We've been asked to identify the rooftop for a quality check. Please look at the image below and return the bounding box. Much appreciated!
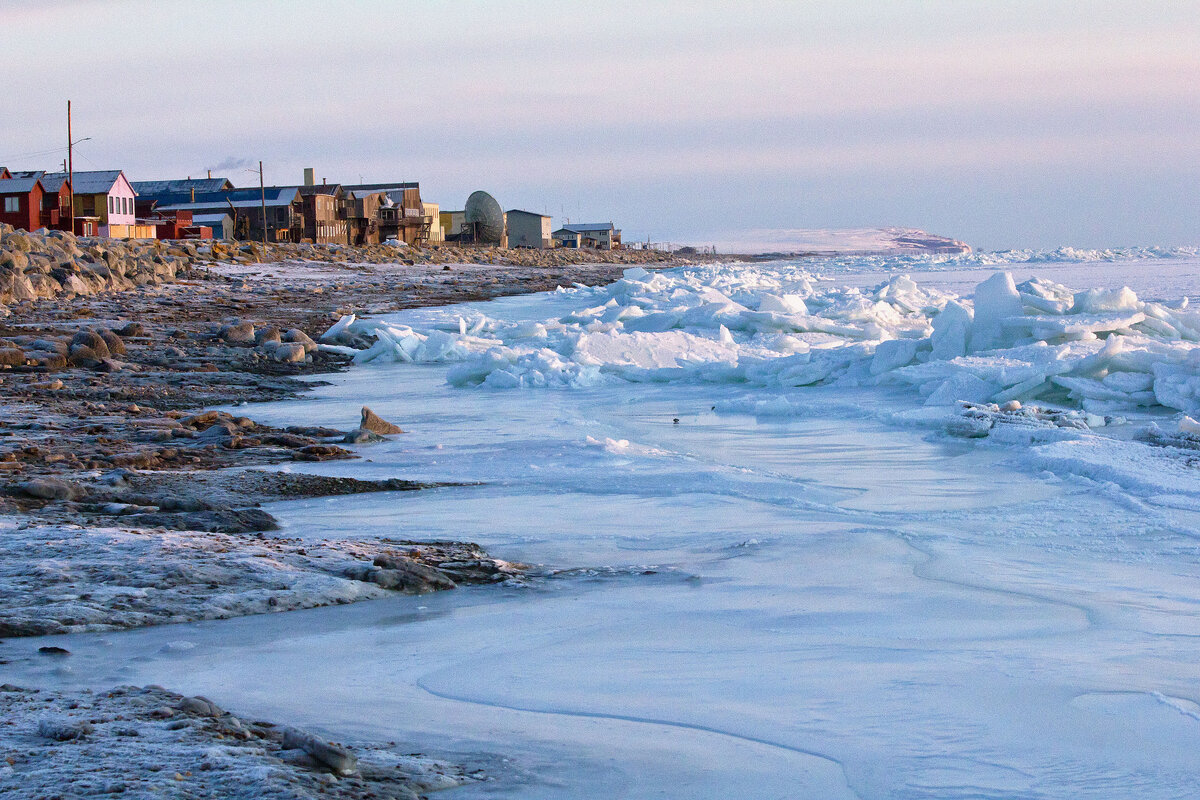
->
[37,170,128,195]
[562,222,616,233]
[0,177,41,194]
[131,178,233,195]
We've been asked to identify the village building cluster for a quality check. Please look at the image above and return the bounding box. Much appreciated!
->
[0,165,623,250]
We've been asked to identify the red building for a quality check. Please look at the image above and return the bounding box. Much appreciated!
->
[32,173,72,231]
[0,176,46,232]
[0,172,73,233]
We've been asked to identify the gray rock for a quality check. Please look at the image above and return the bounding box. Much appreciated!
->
[178,696,223,717]
[68,343,101,366]
[371,554,457,592]
[116,321,145,337]
[96,328,126,356]
[272,342,307,363]
[280,727,358,775]
[37,716,94,741]
[17,477,85,501]
[254,326,281,346]
[71,329,111,358]
[342,427,385,444]
[218,321,256,345]
[360,407,405,435]
[121,508,280,533]
[281,328,317,353]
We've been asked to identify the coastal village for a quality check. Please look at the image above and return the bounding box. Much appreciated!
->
[0,164,624,251]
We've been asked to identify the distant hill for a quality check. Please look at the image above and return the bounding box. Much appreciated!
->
[713,227,972,256]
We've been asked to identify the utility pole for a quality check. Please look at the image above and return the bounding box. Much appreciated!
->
[259,160,267,247]
[67,100,74,233]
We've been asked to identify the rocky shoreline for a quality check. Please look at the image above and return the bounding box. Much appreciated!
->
[0,684,485,799]
[0,229,696,795]
[0,223,688,310]
[0,227,698,629]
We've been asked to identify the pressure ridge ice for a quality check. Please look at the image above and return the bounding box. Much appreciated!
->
[320,262,1200,421]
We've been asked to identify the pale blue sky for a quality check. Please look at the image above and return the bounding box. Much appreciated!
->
[3,0,1197,250]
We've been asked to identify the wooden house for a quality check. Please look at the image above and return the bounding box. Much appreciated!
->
[342,182,428,245]
[2,172,74,232]
[552,228,582,249]
[0,176,45,232]
[561,222,621,250]
[298,184,348,244]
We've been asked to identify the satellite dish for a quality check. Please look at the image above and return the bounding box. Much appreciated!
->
[464,190,504,244]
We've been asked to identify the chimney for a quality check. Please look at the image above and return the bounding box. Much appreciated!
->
[322,177,327,185]
[303,167,315,187]
[207,169,212,179]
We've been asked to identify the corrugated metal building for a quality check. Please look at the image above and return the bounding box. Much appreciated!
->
[506,209,552,249]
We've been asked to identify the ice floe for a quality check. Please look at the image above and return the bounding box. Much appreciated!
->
[322,262,1200,425]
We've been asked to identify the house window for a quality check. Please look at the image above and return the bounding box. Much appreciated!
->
[3,197,18,213]
[109,196,114,213]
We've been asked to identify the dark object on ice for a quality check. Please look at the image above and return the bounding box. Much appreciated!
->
[360,406,405,435]
[121,508,280,533]
[38,646,70,656]
[673,418,679,424]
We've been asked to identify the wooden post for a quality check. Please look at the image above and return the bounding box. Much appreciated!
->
[259,160,267,247]
[67,100,74,234]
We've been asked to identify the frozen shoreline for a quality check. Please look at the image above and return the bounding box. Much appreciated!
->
[8,249,1200,797]
[0,684,485,799]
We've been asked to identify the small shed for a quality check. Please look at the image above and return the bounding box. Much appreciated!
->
[192,213,234,240]
[506,209,552,249]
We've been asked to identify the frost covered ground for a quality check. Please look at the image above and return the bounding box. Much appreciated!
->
[7,249,1200,798]
[0,684,482,799]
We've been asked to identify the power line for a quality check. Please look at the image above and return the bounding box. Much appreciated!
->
[0,144,75,162]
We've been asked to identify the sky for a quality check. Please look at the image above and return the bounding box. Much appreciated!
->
[2,0,1197,251]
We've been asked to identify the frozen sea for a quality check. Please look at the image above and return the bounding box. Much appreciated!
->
[8,249,1200,798]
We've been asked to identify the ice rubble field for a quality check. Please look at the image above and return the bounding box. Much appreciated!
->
[321,247,1200,423]
[12,250,1200,799]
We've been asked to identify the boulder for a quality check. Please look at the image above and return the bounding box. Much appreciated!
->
[218,321,256,345]
[280,728,358,775]
[360,406,405,435]
[281,328,317,353]
[342,428,385,444]
[17,477,85,501]
[272,342,306,362]
[96,328,126,355]
[68,343,100,367]
[254,326,281,346]
[71,329,111,359]
[0,347,24,366]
